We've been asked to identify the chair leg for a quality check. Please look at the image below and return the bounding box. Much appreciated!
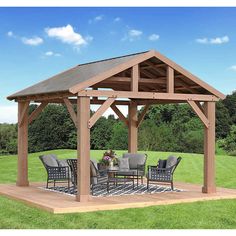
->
[53,180,56,189]
[147,179,149,190]
[46,179,49,188]
[171,181,174,191]
[141,176,143,184]
[107,182,109,193]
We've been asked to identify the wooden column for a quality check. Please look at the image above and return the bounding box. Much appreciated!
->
[76,96,91,202]
[202,101,216,194]
[167,66,174,93]
[17,101,29,186]
[131,64,139,92]
[128,101,138,153]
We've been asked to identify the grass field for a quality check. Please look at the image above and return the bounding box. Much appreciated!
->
[0,149,236,229]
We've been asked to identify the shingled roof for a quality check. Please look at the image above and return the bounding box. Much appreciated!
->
[7,50,225,100]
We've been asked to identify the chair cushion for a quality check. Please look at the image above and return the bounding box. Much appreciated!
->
[40,154,58,167]
[91,159,98,170]
[90,161,97,177]
[158,159,167,169]
[118,158,130,169]
[123,153,146,169]
[57,159,69,167]
[166,156,178,168]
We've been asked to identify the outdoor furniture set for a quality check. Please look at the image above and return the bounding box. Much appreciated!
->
[39,153,181,194]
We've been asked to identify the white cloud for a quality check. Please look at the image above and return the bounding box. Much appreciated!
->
[7,31,14,37]
[45,24,88,48]
[22,36,43,46]
[196,35,229,45]
[148,34,160,41]
[89,15,104,24]
[44,51,61,57]
[114,17,121,22]
[129,29,142,37]
[0,105,17,124]
[229,65,236,71]
[122,29,143,42]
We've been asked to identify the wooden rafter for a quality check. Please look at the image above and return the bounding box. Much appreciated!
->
[111,104,129,126]
[188,100,209,128]
[18,101,30,127]
[69,50,156,93]
[28,102,48,124]
[137,104,150,128]
[88,97,116,128]
[153,51,225,99]
[144,60,166,76]
[64,98,77,127]
[78,90,219,102]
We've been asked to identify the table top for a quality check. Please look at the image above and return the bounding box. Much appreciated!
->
[107,167,135,174]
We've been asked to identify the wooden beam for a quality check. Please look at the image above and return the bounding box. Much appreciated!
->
[128,101,138,153]
[144,60,166,76]
[88,97,116,128]
[18,101,29,127]
[78,90,219,102]
[131,64,139,92]
[76,96,91,202]
[111,104,129,126]
[202,102,216,194]
[64,98,77,128]
[28,102,48,124]
[188,100,209,128]
[137,104,150,128]
[69,50,156,93]
[167,66,174,93]
[17,101,29,187]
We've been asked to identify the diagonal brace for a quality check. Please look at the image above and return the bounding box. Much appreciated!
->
[64,98,77,128]
[111,104,129,127]
[88,97,116,128]
[188,100,209,128]
[28,102,48,124]
[137,104,150,128]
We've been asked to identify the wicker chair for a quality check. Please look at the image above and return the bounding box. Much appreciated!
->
[67,159,77,189]
[90,160,109,194]
[39,154,70,189]
[147,156,182,190]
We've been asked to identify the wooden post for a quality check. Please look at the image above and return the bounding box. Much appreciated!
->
[167,66,174,93]
[17,101,29,186]
[76,96,91,202]
[128,101,138,153]
[202,101,216,194]
[131,64,139,92]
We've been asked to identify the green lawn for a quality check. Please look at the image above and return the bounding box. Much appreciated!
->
[0,149,236,229]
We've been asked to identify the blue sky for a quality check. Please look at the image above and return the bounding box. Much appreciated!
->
[0,7,236,123]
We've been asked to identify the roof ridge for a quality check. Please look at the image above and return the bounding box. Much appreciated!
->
[77,50,149,67]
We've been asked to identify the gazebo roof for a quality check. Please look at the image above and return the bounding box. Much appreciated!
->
[7,50,225,101]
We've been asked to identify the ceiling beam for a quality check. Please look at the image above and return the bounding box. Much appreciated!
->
[78,90,219,102]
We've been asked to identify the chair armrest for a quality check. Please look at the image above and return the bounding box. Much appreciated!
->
[98,169,108,176]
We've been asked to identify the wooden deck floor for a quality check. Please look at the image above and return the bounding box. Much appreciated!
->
[0,182,236,214]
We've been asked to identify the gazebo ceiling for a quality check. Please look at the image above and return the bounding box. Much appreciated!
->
[7,50,225,101]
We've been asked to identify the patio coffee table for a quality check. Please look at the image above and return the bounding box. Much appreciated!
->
[107,167,135,192]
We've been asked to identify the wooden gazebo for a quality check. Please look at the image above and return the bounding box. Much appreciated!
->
[7,50,225,202]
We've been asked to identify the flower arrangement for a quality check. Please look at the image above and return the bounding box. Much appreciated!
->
[101,149,118,166]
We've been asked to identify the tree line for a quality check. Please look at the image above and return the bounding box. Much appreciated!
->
[0,91,236,155]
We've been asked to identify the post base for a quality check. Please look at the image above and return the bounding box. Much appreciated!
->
[202,186,216,194]
[76,194,91,202]
[16,181,29,187]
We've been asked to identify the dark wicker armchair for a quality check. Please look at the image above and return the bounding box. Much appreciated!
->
[39,154,70,189]
[147,156,182,190]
